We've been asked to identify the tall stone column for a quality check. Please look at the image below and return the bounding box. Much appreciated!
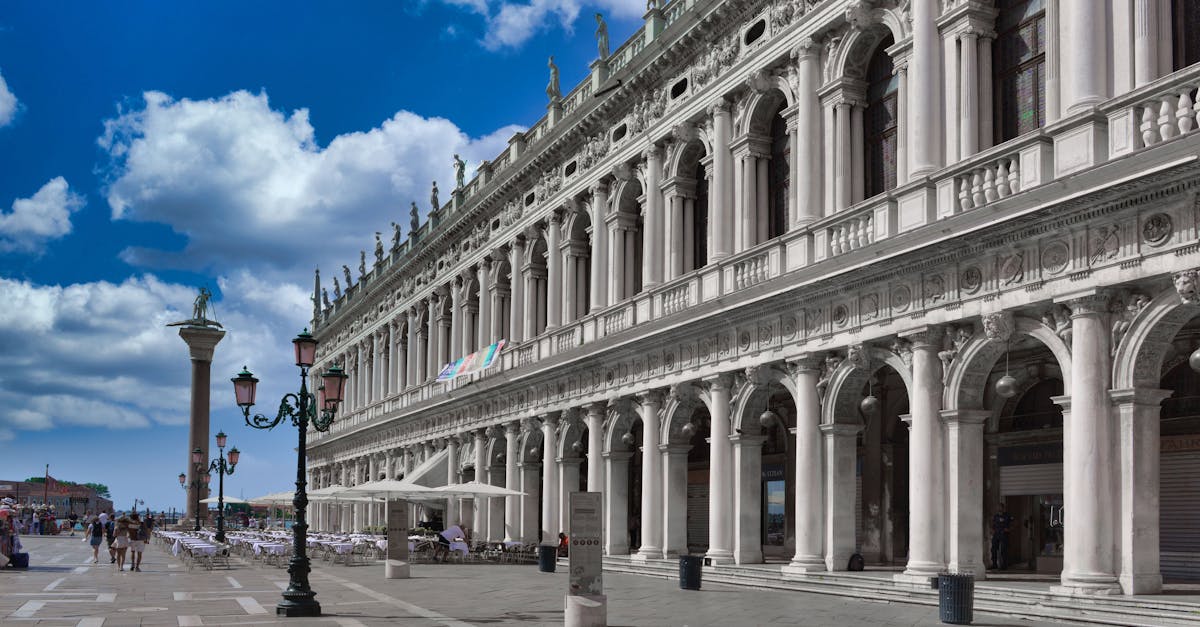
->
[636,391,663,560]
[541,413,560,544]
[608,221,626,304]
[478,259,493,350]
[487,463,505,542]
[794,40,821,226]
[445,435,460,527]
[705,373,734,563]
[503,421,520,543]
[509,239,526,343]
[589,183,609,311]
[473,429,488,541]
[943,409,989,577]
[604,451,632,555]
[406,310,418,387]
[1061,0,1109,114]
[563,252,578,323]
[585,403,606,499]
[1133,0,1161,87]
[1055,293,1121,594]
[709,99,733,260]
[661,444,689,558]
[1112,387,1172,594]
[908,0,941,176]
[559,458,581,535]
[899,328,948,581]
[178,325,224,526]
[546,213,562,330]
[519,460,541,544]
[642,146,663,287]
[959,30,980,158]
[823,423,860,570]
[449,280,462,360]
[784,355,825,573]
[733,432,767,564]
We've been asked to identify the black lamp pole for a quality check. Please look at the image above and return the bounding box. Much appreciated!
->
[179,462,210,532]
[204,432,239,543]
[232,329,346,618]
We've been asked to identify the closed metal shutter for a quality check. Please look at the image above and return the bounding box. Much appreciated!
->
[999,463,1063,496]
[855,473,863,551]
[686,482,709,552]
[1161,451,1200,581]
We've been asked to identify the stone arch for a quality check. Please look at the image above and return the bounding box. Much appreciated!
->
[825,10,907,84]
[458,436,475,472]
[821,345,913,426]
[1113,283,1200,389]
[943,315,1075,411]
[484,431,506,467]
[738,85,792,137]
[731,365,798,433]
[660,391,701,445]
[558,415,587,460]
[603,403,639,454]
[667,137,708,180]
[517,426,543,466]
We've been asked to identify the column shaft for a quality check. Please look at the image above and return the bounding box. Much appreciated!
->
[589,185,609,311]
[788,360,825,571]
[541,415,560,544]
[909,0,941,176]
[706,375,734,562]
[546,218,562,329]
[637,393,663,558]
[504,424,519,543]
[901,329,947,578]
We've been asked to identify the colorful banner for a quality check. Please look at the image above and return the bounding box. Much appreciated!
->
[436,340,505,381]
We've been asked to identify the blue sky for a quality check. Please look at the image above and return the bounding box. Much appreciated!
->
[0,0,645,514]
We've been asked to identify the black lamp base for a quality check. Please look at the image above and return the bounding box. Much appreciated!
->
[276,600,321,617]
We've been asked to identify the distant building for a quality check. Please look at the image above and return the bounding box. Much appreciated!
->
[0,479,114,516]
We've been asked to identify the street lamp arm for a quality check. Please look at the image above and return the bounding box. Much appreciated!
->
[242,393,303,430]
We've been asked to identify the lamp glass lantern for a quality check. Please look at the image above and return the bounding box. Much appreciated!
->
[227,447,240,466]
[215,431,228,449]
[191,448,203,464]
[232,367,259,408]
[320,364,347,407]
[293,328,317,368]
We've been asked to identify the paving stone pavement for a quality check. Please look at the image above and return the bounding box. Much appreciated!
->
[1,535,1060,626]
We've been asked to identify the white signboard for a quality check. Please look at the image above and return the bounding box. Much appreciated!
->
[568,491,603,596]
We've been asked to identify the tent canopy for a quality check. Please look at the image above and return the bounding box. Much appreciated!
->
[431,481,524,498]
[200,496,247,504]
[249,491,294,505]
[341,479,437,500]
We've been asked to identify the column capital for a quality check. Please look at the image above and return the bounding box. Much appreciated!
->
[786,353,825,374]
[590,180,609,195]
[729,433,768,447]
[819,423,862,437]
[938,409,990,425]
[791,38,820,61]
[539,411,562,428]
[585,401,607,418]
[1054,288,1112,316]
[637,388,665,405]
[701,372,734,391]
[602,451,634,461]
[643,144,663,161]
[899,326,946,350]
[708,97,732,117]
[658,443,691,455]
[1108,387,1174,407]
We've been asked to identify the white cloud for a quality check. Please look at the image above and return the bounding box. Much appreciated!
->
[441,0,645,50]
[0,177,86,253]
[0,68,17,127]
[99,90,521,279]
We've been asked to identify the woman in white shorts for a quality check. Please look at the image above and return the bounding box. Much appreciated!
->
[126,513,145,572]
[113,515,130,571]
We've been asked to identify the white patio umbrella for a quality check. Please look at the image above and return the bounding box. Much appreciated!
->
[341,479,439,500]
[249,491,294,505]
[431,481,525,498]
[200,496,248,504]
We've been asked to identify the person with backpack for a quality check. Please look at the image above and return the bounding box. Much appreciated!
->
[85,515,104,563]
[102,514,116,563]
[126,512,145,572]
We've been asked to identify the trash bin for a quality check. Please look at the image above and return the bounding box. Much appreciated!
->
[538,545,557,573]
[679,555,703,590]
[937,573,974,625]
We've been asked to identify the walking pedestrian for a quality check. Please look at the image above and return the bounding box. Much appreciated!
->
[126,512,145,572]
[101,512,115,563]
[990,501,1014,570]
[85,515,104,563]
[113,514,130,571]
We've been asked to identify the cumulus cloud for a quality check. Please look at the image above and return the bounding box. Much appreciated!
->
[0,177,86,253]
[0,68,17,127]
[99,90,521,279]
[0,274,313,441]
[443,0,645,50]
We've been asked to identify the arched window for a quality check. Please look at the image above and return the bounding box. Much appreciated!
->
[993,0,1046,142]
[1174,0,1200,70]
[768,103,789,239]
[864,35,898,199]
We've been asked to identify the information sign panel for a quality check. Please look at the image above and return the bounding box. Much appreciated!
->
[568,491,603,596]
[387,499,409,562]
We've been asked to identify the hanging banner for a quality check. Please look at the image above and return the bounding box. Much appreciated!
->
[436,340,506,381]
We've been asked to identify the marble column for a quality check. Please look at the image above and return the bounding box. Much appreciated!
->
[1061,0,1109,114]
[834,102,852,211]
[661,444,690,558]
[1055,293,1121,594]
[541,413,560,544]
[520,461,541,544]
[1133,0,1161,87]
[503,422,520,543]
[509,238,526,344]
[478,260,493,350]
[823,423,860,570]
[705,373,734,563]
[943,409,989,577]
[604,451,632,555]
[585,403,606,501]
[733,433,767,564]
[642,146,663,287]
[636,391,663,559]
[178,325,224,525]
[488,462,505,542]
[546,214,562,330]
[406,310,418,387]
[445,435,460,527]
[589,183,609,311]
[1112,387,1172,594]
[472,429,487,541]
[608,220,626,304]
[785,356,825,573]
[563,251,578,323]
[898,328,948,580]
[908,0,941,176]
[449,280,462,360]
[959,30,979,159]
[710,99,733,260]
[794,40,821,226]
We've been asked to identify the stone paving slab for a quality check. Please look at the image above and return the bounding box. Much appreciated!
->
[1,535,1057,626]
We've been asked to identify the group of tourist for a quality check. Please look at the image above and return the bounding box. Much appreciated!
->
[84,511,153,571]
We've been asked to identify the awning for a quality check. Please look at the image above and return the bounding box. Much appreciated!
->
[402,447,450,488]
[341,479,438,500]
[249,491,294,505]
[200,496,248,504]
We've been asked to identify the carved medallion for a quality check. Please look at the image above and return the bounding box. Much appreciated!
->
[861,293,879,321]
[1000,251,1024,285]
[924,274,946,304]
[781,314,798,339]
[961,266,983,294]
[739,330,753,351]
[1142,213,1172,246]
[832,304,849,327]
[1041,240,1070,274]
[891,284,911,313]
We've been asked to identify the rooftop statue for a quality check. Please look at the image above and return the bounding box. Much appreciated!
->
[359,250,366,278]
[374,231,384,265]
[453,155,466,190]
[596,13,609,60]
[332,276,342,300]
[322,288,331,310]
[167,286,222,328]
[547,56,561,100]
[342,264,352,289]
[391,221,402,249]
[411,201,420,233]
[430,181,440,211]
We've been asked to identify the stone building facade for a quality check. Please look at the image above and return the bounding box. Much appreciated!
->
[307,0,1200,596]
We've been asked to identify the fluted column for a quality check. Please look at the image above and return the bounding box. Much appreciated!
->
[509,238,526,343]
[794,40,821,225]
[563,251,578,323]
[449,280,462,360]
[733,432,767,564]
[636,391,663,559]
[705,373,734,563]
[472,429,487,541]
[541,413,560,544]
[425,298,438,380]
[1056,292,1121,594]
[608,219,626,304]
[503,421,520,543]
[959,30,979,158]
[406,310,417,387]
[1133,0,1160,87]
[642,146,663,287]
[710,99,733,260]
[834,102,852,211]
[546,214,562,330]
[589,183,609,311]
[1061,0,1109,114]
[785,356,825,572]
[899,328,947,580]
[909,0,941,176]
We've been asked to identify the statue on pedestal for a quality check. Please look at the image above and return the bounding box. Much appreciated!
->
[453,155,466,190]
[430,182,440,211]
[167,287,222,328]
[411,202,420,234]
[333,277,342,300]
[595,14,609,60]
[342,265,352,289]
[374,232,384,265]
[547,56,561,100]
[391,221,402,249]
[322,288,331,310]
[358,251,366,279]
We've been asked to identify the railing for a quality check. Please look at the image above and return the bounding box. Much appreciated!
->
[1136,82,1199,149]
[661,283,690,316]
[732,252,769,290]
[516,343,536,367]
[1107,63,1200,158]
[554,326,579,352]
[829,212,873,255]
[955,155,1020,212]
[606,25,648,75]
[663,0,695,27]
[603,307,631,335]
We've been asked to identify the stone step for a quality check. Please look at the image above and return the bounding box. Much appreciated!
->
[602,558,1200,627]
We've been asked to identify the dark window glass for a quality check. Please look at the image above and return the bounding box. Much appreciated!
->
[768,103,789,239]
[1174,0,1200,70]
[693,160,709,270]
[865,35,898,198]
[994,0,1046,142]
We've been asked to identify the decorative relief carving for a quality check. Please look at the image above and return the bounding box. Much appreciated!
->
[983,311,1014,343]
[832,304,849,327]
[891,284,911,313]
[692,33,739,87]
[1111,292,1151,354]
[816,353,843,399]
[1089,225,1120,264]
[1142,213,1172,246]
[1041,240,1070,274]
[781,314,798,339]
[960,266,983,294]
[1042,304,1074,342]
[846,343,870,371]
[890,337,913,370]
[1174,269,1199,304]
[936,324,973,382]
[861,293,880,321]
[924,274,946,304]
[1000,250,1024,285]
[771,0,812,29]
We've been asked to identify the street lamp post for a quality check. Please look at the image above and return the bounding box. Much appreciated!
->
[179,453,211,532]
[231,329,346,618]
[203,431,240,543]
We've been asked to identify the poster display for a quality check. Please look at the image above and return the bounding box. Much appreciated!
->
[568,491,603,596]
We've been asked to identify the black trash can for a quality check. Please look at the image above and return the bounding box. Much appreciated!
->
[679,555,703,590]
[537,545,557,573]
[937,573,975,625]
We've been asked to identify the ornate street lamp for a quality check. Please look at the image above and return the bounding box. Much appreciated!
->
[199,431,240,543]
[232,328,346,617]
[179,448,211,532]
